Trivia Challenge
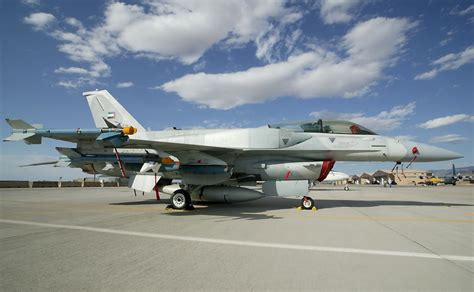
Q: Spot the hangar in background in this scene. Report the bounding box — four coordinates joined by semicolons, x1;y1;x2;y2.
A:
353;169;432;186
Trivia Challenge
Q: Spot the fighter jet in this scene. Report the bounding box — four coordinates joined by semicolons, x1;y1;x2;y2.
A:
318;171;350;183
4;90;463;210
314;171;351;190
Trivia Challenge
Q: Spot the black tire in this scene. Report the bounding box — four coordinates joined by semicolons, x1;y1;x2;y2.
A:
171;190;191;210
301;196;315;210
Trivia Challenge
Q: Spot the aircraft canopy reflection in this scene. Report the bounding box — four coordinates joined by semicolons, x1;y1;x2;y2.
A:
269;120;377;135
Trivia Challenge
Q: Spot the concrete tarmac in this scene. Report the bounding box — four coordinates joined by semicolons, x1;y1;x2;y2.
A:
1;185;473;291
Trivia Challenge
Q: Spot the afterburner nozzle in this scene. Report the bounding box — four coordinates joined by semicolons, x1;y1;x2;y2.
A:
122;126;137;135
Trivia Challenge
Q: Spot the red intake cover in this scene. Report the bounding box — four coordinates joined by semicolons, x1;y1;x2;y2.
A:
317;160;336;182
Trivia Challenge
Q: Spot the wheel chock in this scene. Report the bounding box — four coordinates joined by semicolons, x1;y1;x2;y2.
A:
312;206;317;211
296;206;303;211
165;204;195;211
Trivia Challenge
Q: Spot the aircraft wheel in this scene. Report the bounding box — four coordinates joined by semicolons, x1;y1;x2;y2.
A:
344;185;349;191
301;196;315;210
171;190;191;210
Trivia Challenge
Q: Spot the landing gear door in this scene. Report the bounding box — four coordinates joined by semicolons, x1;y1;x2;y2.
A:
129;174;160;192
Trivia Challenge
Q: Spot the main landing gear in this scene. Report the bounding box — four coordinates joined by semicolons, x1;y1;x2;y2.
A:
169;189;195;210
300;196;316;210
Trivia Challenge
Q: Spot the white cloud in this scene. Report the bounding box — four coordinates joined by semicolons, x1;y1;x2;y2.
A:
65;17;84;29
440;38;451;47
56;76;101;89
309;102;416;133
53;61;110;86
415;46;474;80
418;114;474;129
430;134;468;144
394;135;416;141
24;1;306;86
116;81;134;88
54;67;90;75
23;12;55;30
320;0;367;24
100;0;301;64
414;69;437;80
460;5;474;15
194;119;250;129
57;80;80;89
255;30;281;63
21;0;40;6
161;17;416;109
33;16;113;86
192;60;206;72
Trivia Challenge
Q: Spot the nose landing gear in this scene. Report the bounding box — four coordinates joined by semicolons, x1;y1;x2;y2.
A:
299;196;316;211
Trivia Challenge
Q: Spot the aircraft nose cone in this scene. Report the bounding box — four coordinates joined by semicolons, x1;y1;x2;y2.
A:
401;141;463;162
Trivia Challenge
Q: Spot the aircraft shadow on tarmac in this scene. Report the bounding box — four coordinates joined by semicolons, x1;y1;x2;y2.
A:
110;197;473;221
110;198;291;220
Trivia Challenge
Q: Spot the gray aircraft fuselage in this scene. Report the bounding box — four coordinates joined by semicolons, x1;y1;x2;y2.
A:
4;90;463;208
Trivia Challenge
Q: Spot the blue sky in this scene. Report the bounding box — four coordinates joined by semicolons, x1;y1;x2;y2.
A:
1;0;473;180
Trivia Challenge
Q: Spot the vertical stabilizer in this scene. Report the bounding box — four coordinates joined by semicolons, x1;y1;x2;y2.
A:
83;90;146;132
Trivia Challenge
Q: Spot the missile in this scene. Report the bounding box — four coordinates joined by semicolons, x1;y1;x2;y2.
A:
4;118;138;147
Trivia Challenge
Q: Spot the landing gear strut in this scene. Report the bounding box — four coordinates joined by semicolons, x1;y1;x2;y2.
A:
169;189;194;210
301;196;315;210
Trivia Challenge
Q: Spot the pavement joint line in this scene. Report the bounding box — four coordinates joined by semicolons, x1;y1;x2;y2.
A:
1;218;473;262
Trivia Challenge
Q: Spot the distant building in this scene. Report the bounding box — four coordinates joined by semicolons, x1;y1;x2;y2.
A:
391;169;432;186
356;169;433;186
350;175;360;184
360;173;374;184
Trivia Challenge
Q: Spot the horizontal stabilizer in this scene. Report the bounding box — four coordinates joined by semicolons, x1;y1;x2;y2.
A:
5;119;37;129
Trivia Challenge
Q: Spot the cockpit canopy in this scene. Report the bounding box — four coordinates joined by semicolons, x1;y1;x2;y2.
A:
269;120;377;135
